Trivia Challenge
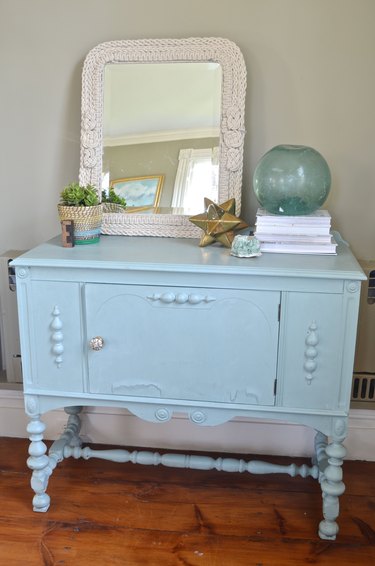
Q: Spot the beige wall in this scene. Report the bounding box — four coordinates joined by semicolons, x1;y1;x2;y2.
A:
1;0;374;259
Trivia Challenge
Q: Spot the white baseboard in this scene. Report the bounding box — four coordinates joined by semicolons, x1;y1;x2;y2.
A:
1;389;374;460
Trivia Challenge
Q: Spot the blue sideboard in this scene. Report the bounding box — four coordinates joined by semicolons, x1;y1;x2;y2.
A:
12;233;365;539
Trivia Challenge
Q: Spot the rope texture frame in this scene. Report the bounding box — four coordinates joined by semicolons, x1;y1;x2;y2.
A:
79;37;247;237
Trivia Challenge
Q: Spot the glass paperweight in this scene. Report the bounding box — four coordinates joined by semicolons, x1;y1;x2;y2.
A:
253;145;331;215
230;235;261;258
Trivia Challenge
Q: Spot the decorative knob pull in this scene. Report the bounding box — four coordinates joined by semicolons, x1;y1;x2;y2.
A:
89;336;104;351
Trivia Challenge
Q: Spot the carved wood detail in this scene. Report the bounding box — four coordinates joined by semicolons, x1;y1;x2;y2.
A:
318;438;347;540
147;292;216;305
50;306;64;368
26;417;52;512
61;444;319;479
304;321;319;385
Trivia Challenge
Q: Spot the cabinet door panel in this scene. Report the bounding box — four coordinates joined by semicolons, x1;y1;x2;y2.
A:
29;282;84;391
85;284;280;406
279;292;343;410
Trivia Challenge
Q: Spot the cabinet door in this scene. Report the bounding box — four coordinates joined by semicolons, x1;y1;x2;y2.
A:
278;292;343;410
85;284;280;406
28;281;84;391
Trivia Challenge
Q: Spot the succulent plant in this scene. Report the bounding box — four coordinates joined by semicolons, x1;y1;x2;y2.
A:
60;183;100;207
101;187;126;208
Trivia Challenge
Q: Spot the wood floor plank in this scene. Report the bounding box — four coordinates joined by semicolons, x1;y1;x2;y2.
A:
2;523;375;566
1;437;375;565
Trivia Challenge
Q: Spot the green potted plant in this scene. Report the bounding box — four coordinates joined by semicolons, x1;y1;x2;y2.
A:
58;183;102;245
101;187;127;213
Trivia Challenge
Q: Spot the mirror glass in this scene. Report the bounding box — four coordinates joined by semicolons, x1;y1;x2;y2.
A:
79;38;246;237
103;62;222;215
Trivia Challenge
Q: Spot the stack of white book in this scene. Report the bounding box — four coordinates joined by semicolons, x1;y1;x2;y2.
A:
254;208;337;255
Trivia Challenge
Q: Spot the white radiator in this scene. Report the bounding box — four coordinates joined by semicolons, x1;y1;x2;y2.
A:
351;260;375;408
0;251;25;383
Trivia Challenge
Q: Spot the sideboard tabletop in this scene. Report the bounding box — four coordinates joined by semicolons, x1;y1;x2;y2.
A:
13;233;365;282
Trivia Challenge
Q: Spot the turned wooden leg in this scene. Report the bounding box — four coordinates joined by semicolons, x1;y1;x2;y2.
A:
318;438;346;540
48;406;83;469
27;416;52;512
64;406;83;447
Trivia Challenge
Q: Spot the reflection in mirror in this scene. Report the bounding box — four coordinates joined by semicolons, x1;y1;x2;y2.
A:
102;63;221;215
110;174;164;212
79;38;247;237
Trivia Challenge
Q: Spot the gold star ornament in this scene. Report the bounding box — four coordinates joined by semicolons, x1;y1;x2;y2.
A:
189;198;248;247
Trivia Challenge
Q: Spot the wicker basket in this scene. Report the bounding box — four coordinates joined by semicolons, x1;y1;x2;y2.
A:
102;203;126;214
58;204;103;245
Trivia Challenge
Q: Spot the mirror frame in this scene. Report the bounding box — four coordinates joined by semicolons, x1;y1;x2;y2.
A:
79;37;247;237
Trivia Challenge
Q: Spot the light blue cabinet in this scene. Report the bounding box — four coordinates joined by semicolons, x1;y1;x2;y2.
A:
13;233;365;539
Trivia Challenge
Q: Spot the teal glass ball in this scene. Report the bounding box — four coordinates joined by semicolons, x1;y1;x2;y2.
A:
253;145;331;215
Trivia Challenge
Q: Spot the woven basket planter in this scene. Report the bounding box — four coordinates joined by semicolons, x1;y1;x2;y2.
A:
58;204;103;245
102;203;126;214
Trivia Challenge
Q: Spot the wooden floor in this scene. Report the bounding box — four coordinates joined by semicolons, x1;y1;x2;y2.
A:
1;438;375;565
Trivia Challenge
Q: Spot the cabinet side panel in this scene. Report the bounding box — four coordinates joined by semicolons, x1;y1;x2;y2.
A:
278;292;343;410
29;281;84;392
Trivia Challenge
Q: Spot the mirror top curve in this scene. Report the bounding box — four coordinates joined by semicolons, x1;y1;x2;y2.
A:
79;37;247;237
